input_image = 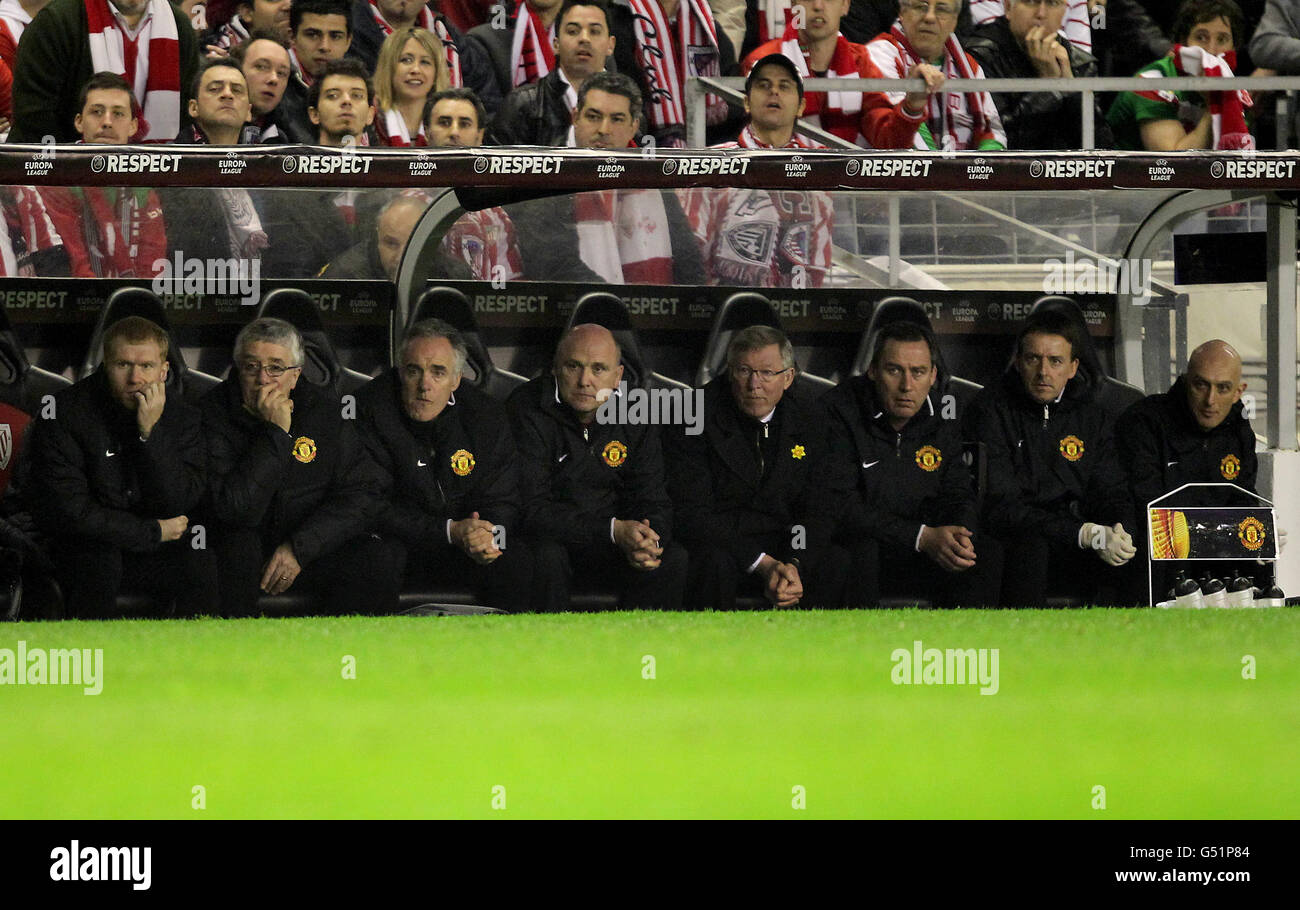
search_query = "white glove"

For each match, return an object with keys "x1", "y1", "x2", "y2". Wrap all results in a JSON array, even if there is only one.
[{"x1": 1079, "y1": 521, "x2": 1137, "y2": 566}]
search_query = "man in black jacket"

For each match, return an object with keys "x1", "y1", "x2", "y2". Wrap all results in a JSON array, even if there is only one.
[
  {"x1": 508, "y1": 323, "x2": 687, "y2": 611},
  {"x1": 201, "y1": 317, "x2": 399, "y2": 616},
  {"x1": 666, "y1": 325, "x2": 845, "y2": 609},
  {"x1": 487, "y1": 0, "x2": 620, "y2": 145},
  {"x1": 357, "y1": 319, "x2": 532, "y2": 609},
  {"x1": 508, "y1": 72, "x2": 705, "y2": 284},
  {"x1": 964, "y1": 309, "x2": 1136, "y2": 606},
  {"x1": 820, "y1": 322, "x2": 991, "y2": 608},
  {"x1": 1115, "y1": 339, "x2": 1270, "y2": 600},
  {"x1": 963, "y1": 0, "x2": 1114, "y2": 149},
  {"x1": 24, "y1": 316, "x2": 216, "y2": 617}
]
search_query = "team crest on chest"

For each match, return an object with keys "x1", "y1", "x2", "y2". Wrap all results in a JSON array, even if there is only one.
[
  {"x1": 602, "y1": 440, "x2": 628, "y2": 467},
  {"x1": 292, "y1": 436, "x2": 317, "y2": 464},
  {"x1": 1220, "y1": 453, "x2": 1241, "y2": 480},
  {"x1": 1059, "y1": 435, "x2": 1085, "y2": 462},
  {"x1": 915, "y1": 445, "x2": 941, "y2": 472},
  {"x1": 450, "y1": 449, "x2": 475, "y2": 476}
]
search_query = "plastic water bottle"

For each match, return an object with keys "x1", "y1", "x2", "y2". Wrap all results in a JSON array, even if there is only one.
[
  {"x1": 1173, "y1": 571, "x2": 1205, "y2": 609},
  {"x1": 1200, "y1": 574, "x2": 1228, "y2": 608},
  {"x1": 1226, "y1": 572, "x2": 1256, "y2": 608}
]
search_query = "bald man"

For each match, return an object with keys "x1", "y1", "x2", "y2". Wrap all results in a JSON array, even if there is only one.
[
  {"x1": 507, "y1": 324, "x2": 687, "y2": 611},
  {"x1": 1116, "y1": 339, "x2": 1259, "y2": 601}
]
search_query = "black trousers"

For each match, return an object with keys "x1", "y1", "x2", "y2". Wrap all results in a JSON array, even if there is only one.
[
  {"x1": 983, "y1": 532, "x2": 1126, "y2": 607},
  {"x1": 53, "y1": 536, "x2": 219, "y2": 618},
  {"x1": 841, "y1": 534, "x2": 1002, "y2": 609},
  {"x1": 214, "y1": 529, "x2": 402, "y2": 617},
  {"x1": 531, "y1": 539, "x2": 689, "y2": 612},
  {"x1": 683, "y1": 541, "x2": 849, "y2": 610},
  {"x1": 396, "y1": 537, "x2": 534, "y2": 612}
]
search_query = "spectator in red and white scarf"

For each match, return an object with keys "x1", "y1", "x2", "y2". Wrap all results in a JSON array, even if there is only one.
[
  {"x1": 203, "y1": 0, "x2": 291, "y2": 52},
  {"x1": 429, "y1": 88, "x2": 525, "y2": 282},
  {"x1": 307, "y1": 55, "x2": 376, "y2": 144},
  {"x1": 741, "y1": 0, "x2": 878, "y2": 146},
  {"x1": 270, "y1": 0, "x2": 351, "y2": 142},
  {"x1": 39, "y1": 73, "x2": 167, "y2": 278},
  {"x1": 230, "y1": 29, "x2": 291, "y2": 139},
  {"x1": 10, "y1": 0, "x2": 199, "y2": 143},
  {"x1": 681, "y1": 53, "x2": 833, "y2": 288},
  {"x1": 0, "y1": 0, "x2": 51, "y2": 121},
  {"x1": 864, "y1": 0, "x2": 1006, "y2": 149},
  {"x1": 373, "y1": 26, "x2": 450, "y2": 146}
]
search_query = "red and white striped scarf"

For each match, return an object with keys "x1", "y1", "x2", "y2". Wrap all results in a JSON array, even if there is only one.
[
  {"x1": 72, "y1": 187, "x2": 156, "y2": 277},
  {"x1": 289, "y1": 46, "x2": 315, "y2": 87},
  {"x1": 574, "y1": 190, "x2": 674, "y2": 284},
  {"x1": 874, "y1": 21, "x2": 997, "y2": 150},
  {"x1": 754, "y1": 0, "x2": 792, "y2": 47},
  {"x1": 442, "y1": 207, "x2": 523, "y2": 281},
  {"x1": 0, "y1": 187, "x2": 62, "y2": 277},
  {"x1": 1144, "y1": 45, "x2": 1253, "y2": 150},
  {"x1": 85, "y1": 0, "x2": 181, "y2": 142},
  {"x1": 211, "y1": 12, "x2": 248, "y2": 51},
  {"x1": 776, "y1": 25, "x2": 866, "y2": 145},
  {"x1": 367, "y1": 1, "x2": 463, "y2": 86},
  {"x1": 378, "y1": 106, "x2": 428, "y2": 146},
  {"x1": 720, "y1": 123, "x2": 825, "y2": 149},
  {"x1": 510, "y1": 1, "x2": 555, "y2": 87},
  {"x1": 626, "y1": 0, "x2": 725, "y2": 142}
]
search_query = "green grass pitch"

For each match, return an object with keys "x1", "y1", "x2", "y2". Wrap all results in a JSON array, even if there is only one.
[{"x1": 2, "y1": 609, "x2": 1297, "y2": 819}]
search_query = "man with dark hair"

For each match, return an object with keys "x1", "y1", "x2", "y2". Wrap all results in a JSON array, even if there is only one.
[
  {"x1": 508, "y1": 323, "x2": 687, "y2": 611},
  {"x1": 667, "y1": 325, "x2": 845, "y2": 609},
  {"x1": 39, "y1": 73, "x2": 168, "y2": 278},
  {"x1": 180, "y1": 57, "x2": 254, "y2": 143},
  {"x1": 963, "y1": 0, "x2": 1113, "y2": 149},
  {"x1": 231, "y1": 29, "x2": 292, "y2": 140},
  {"x1": 964, "y1": 309, "x2": 1135, "y2": 606},
  {"x1": 357, "y1": 319, "x2": 533, "y2": 610},
  {"x1": 819, "y1": 321, "x2": 990, "y2": 607},
  {"x1": 25, "y1": 316, "x2": 216, "y2": 617},
  {"x1": 274, "y1": 0, "x2": 352, "y2": 142},
  {"x1": 10, "y1": 0, "x2": 200, "y2": 142},
  {"x1": 1107, "y1": 0, "x2": 1252, "y2": 150},
  {"x1": 201, "y1": 317, "x2": 400, "y2": 616},
  {"x1": 509, "y1": 72, "x2": 703, "y2": 283},
  {"x1": 487, "y1": 0, "x2": 621, "y2": 145},
  {"x1": 307, "y1": 56, "x2": 376, "y2": 145},
  {"x1": 426, "y1": 85, "x2": 487, "y2": 144}
]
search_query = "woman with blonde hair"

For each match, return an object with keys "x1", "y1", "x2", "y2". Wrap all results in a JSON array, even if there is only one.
[{"x1": 374, "y1": 26, "x2": 450, "y2": 146}]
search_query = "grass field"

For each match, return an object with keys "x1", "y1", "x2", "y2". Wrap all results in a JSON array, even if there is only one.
[{"x1": 2, "y1": 609, "x2": 1297, "y2": 819}]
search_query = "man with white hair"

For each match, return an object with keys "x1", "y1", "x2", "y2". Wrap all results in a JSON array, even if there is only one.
[{"x1": 201, "y1": 317, "x2": 400, "y2": 616}]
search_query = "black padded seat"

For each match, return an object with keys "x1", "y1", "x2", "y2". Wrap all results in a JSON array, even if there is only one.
[
  {"x1": 0, "y1": 303, "x2": 70, "y2": 414},
  {"x1": 255, "y1": 288, "x2": 372, "y2": 395},
  {"x1": 696, "y1": 291, "x2": 833, "y2": 398},
  {"x1": 567, "y1": 291, "x2": 689, "y2": 391},
  {"x1": 1030, "y1": 295, "x2": 1144, "y2": 416},
  {"x1": 79, "y1": 287, "x2": 220, "y2": 405},
  {"x1": 407, "y1": 286, "x2": 527, "y2": 401}
]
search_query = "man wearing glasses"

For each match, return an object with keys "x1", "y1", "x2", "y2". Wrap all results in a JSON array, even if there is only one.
[
  {"x1": 963, "y1": 0, "x2": 1113, "y2": 148},
  {"x1": 665, "y1": 326, "x2": 846, "y2": 609},
  {"x1": 863, "y1": 0, "x2": 1006, "y2": 149},
  {"x1": 201, "y1": 317, "x2": 400, "y2": 615}
]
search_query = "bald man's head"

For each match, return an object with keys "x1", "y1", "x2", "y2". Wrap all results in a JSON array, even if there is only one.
[
  {"x1": 554, "y1": 323, "x2": 624, "y2": 423},
  {"x1": 1185, "y1": 339, "x2": 1246, "y2": 430}
]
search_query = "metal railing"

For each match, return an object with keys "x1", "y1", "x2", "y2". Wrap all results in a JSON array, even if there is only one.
[{"x1": 687, "y1": 75, "x2": 1300, "y2": 151}]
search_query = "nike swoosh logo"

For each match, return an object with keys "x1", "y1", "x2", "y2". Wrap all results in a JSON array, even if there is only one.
[
  {"x1": 416, "y1": 460, "x2": 427, "y2": 467},
  {"x1": 105, "y1": 450, "x2": 117, "y2": 457},
  {"x1": 558, "y1": 453, "x2": 569, "y2": 463},
  {"x1": 861, "y1": 460, "x2": 879, "y2": 469}
]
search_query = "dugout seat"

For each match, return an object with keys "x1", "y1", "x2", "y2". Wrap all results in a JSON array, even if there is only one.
[
  {"x1": 1030, "y1": 296, "x2": 1144, "y2": 416},
  {"x1": 567, "y1": 292, "x2": 689, "y2": 391},
  {"x1": 695, "y1": 292, "x2": 834, "y2": 398},
  {"x1": 0, "y1": 304, "x2": 70, "y2": 414},
  {"x1": 78, "y1": 287, "x2": 220, "y2": 405},
  {"x1": 407, "y1": 286, "x2": 527, "y2": 400},
  {"x1": 849, "y1": 296, "x2": 983, "y2": 418},
  {"x1": 255, "y1": 289, "x2": 372, "y2": 395}
]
